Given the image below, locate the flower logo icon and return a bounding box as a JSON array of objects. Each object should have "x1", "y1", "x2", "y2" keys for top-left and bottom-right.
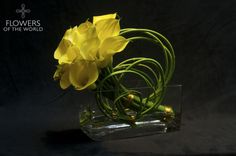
[{"x1": 16, "y1": 3, "x2": 31, "y2": 19}]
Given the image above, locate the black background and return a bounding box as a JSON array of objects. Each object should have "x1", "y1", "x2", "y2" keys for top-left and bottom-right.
[{"x1": 1, "y1": 0, "x2": 236, "y2": 155}]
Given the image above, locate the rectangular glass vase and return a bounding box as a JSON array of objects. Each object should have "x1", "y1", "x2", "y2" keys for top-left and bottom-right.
[{"x1": 79, "y1": 85, "x2": 182, "y2": 141}]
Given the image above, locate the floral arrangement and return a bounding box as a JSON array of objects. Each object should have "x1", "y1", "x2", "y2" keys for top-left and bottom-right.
[{"x1": 53, "y1": 13, "x2": 175, "y2": 126}]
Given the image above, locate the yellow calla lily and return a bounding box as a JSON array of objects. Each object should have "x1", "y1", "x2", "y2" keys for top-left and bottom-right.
[
  {"x1": 100, "y1": 36, "x2": 129, "y2": 55},
  {"x1": 95, "y1": 18, "x2": 120, "y2": 41},
  {"x1": 69, "y1": 60, "x2": 98, "y2": 90},
  {"x1": 53, "y1": 64, "x2": 71, "y2": 89},
  {"x1": 93, "y1": 13, "x2": 117, "y2": 24},
  {"x1": 76, "y1": 21, "x2": 98, "y2": 46},
  {"x1": 54, "y1": 22, "x2": 98, "y2": 64},
  {"x1": 58, "y1": 46, "x2": 77, "y2": 64},
  {"x1": 54, "y1": 38, "x2": 72, "y2": 60},
  {"x1": 53, "y1": 13, "x2": 129, "y2": 90},
  {"x1": 79, "y1": 37, "x2": 100, "y2": 61},
  {"x1": 98, "y1": 36, "x2": 129, "y2": 67},
  {"x1": 60, "y1": 69, "x2": 71, "y2": 89}
]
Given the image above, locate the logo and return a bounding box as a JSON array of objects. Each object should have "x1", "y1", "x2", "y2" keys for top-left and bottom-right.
[
  {"x1": 16, "y1": 3, "x2": 31, "y2": 19},
  {"x1": 3, "y1": 3, "x2": 43, "y2": 32}
]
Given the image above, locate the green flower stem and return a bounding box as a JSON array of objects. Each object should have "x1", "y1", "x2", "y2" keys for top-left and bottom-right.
[
  {"x1": 94, "y1": 28, "x2": 175, "y2": 125},
  {"x1": 120, "y1": 28, "x2": 175, "y2": 85},
  {"x1": 125, "y1": 94, "x2": 174, "y2": 115}
]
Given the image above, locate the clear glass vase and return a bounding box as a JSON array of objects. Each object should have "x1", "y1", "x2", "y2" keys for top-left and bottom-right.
[{"x1": 79, "y1": 85, "x2": 182, "y2": 141}]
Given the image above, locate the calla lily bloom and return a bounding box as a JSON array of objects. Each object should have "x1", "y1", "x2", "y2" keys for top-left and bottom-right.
[{"x1": 53, "y1": 13, "x2": 129, "y2": 90}]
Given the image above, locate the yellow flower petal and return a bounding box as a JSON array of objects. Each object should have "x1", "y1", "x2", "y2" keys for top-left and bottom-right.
[
  {"x1": 93, "y1": 13, "x2": 117, "y2": 24},
  {"x1": 54, "y1": 38, "x2": 72, "y2": 60},
  {"x1": 63, "y1": 22, "x2": 97, "y2": 48},
  {"x1": 100, "y1": 36, "x2": 129, "y2": 56},
  {"x1": 64, "y1": 26, "x2": 85, "y2": 46},
  {"x1": 53, "y1": 64, "x2": 71, "y2": 89},
  {"x1": 54, "y1": 21, "x2": 99, "y2": 63},
  {"x1": 58, "y1": 45, "x2": 77, "y2": 64},
  {"x1": 60, "y1": 69, "x2": 71, "y2": 89},
  {"x1": 53, "y1": 66, "x2": 62, "y2": 80},
  {"x1": 95, "y1": 19, "x2": 120, "y2": 41},
  {"x1": 77, "y1": 20, "x2": 93, "y2": 33},
  {"x1": 63, "y1": 27, "x2": 77, "y2": 44},
  {"x1": 79, "y1": 37, "x2": 100, "y2": 61},
  {"x1": 97, "y1": 36, "x2": 129, "y2": 68},
  {"x1": 76, "y1": 21, "x2": 98, "y2": 46},
  {"x1": 69, "y1": 60, "x2": 98, "y2": 90}
]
